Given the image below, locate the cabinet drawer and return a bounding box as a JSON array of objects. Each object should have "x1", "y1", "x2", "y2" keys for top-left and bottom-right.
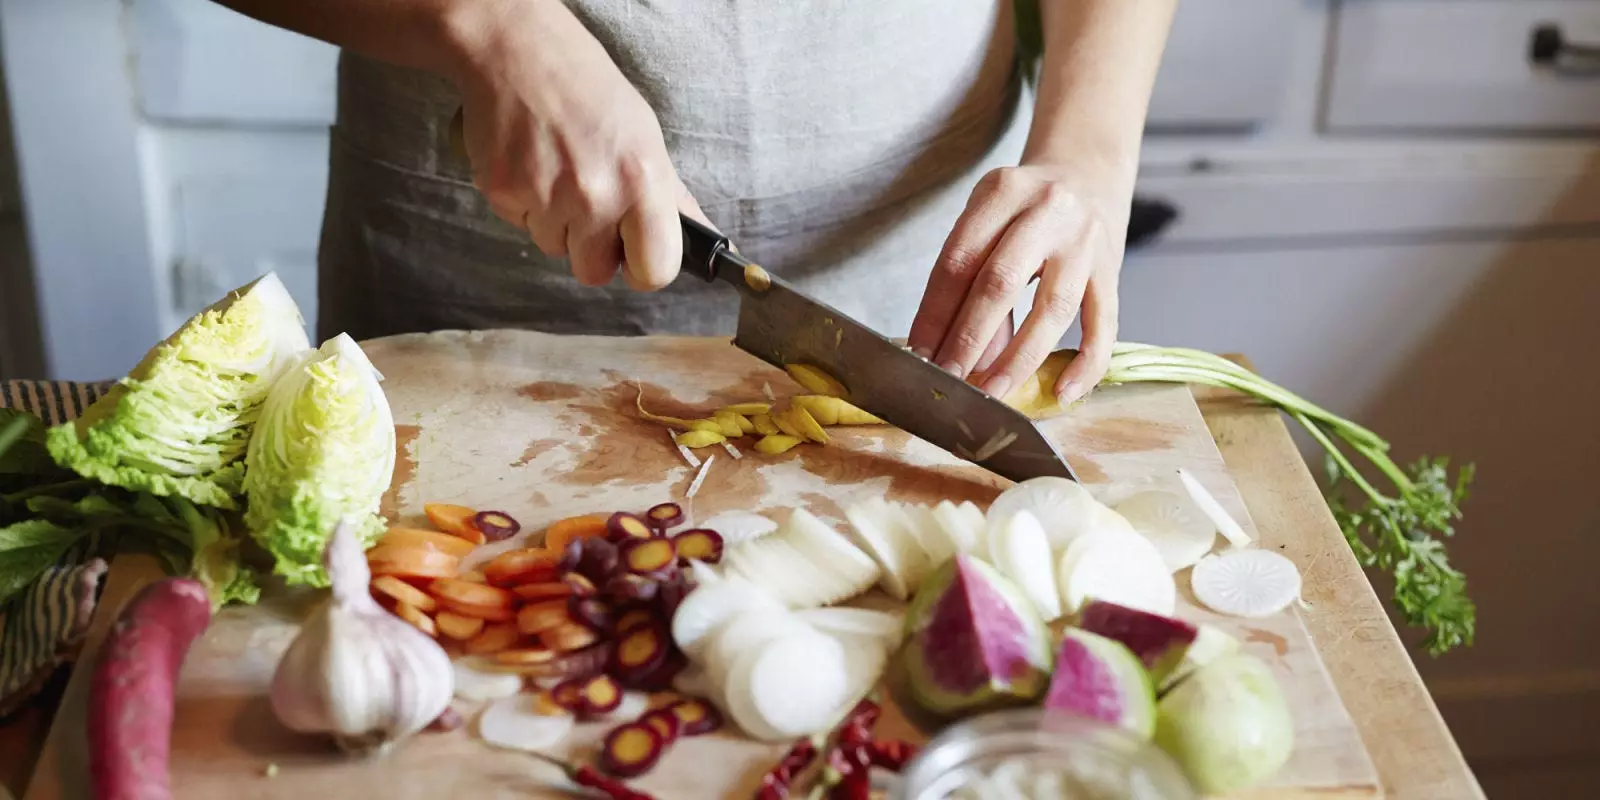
[
  {"x1": 134, "y1": 0, "x2": 336, "y2": 126},
  {"x1": 1145, "y1": 0, "x2": 1298, "y2": 130},
  {"x1": 1326, "y1": 1, "x2": 1600, "y2": 133}
]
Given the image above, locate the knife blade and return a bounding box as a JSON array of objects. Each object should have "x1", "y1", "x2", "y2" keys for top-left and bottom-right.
[{"x1": 679, "y1": 217, "x2": 1078, "y2": 484}]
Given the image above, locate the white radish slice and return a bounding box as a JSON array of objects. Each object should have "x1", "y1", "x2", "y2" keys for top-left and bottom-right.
[
  {"x1": 761, "y1": 536, "x2": 828, "y2": 608},
  {"x1": 672, "y1": 577, "x2": 779, "y2": 658},
  {"x1": 704, "y1": 606, "x2": 814, "y2": 686},
  {"x1": 722, "y1": 648, "x2": 786, "y2": 742},
  {"x1": 1113, "y1": 490, "x2": 1218, "y2": 572},
  {"x1": 832, "y1": 633, "x2": 889, "y2": 711},
  {"x1": 732, "y1": 630, "x2": 850, "y2": 740},
  {"x1": 608, "y1": 691, "x2": 652, "y2": 721},
  {"x1": 885, "y1": 502, "x2": 938, "y2": 587},
  {"x1": 1176, "y1": 468, "x2": 1252, "y2": 548},
  {"x1": 844, "y1": 500, "x2": 912, "y2": 600},
  {"x1": 686, "y1": 558, "x2": 724, "y2": 586},
  {"x1": 894, "y1": 502, "x2": 955, "y2": 566},
  {"x1": 987, "y1": 476, "x2": 1103, "y2": 552},
  {"x1": 797, "y1": 607, "x2": 905, "y2": 651},
  {"x1": 451, "y1": 658, "x2": 524, "y2": 701},
  {"x1": 702, "y1": 510, "x2": 779, "y2": 546},
  {"x1": 476, "y1": 694, "x2": 575, "y2": 752},
  {"x1": 1057, "y1": 530, "x2": 1176, "y2": 616},
  {"x1": 990, "y1": 510, "x2": 1063, "y2": 621},
  {"x1": 781, "y1": 508, "x2": 881, "y2": 603},
  {"x1": 1190, "y1": 549, "x2": 1302, "y2": 618},
  {"x1": 932, "y1": 500, "x2": 983, "y2": 555}
]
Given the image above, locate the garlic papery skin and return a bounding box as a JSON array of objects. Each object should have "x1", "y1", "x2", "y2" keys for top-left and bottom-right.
[{"x1": 269, "y1": 519, "x2": 454, "y2": 755}]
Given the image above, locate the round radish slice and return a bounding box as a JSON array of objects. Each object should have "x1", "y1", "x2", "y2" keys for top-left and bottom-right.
[
  {"x1": 672, "y1": 577, "x2": 778, "y2": 658},
  {"x1": 1113, "y1": 490, "x2": 1217, "y2": 572},
  {"x1": 893, "y1": 502, "x2": 953, "y2": 567},
  {"x1": 844, "y1": 500, "x2": 912, "y2": 600},
  {"x1": 874, "y1": 500, "x2": 932, "y2": 590},
  {"x1": 451, "y1": 658, "x2": 524, "y2": 702},
  {"x1": 990, "y1": 510, "x2": 1063, "y2": 621},
  {"x1": 732, "y1": 631, "x2": 850, "y2": 740},
  {"x1": 701, "y1": 510, "x2": 778, "y2": 546},
  {"x1": 1057, "y1": 530, "x2": 1176, "y2": 616},
  {"x1": 987, "y1": 477, "x2": 1103, "y2": 552},
  {"x1": 782, "y1": 508, "x2": 881, "y2": 601},
  {"x1": 1190, "y1": 549, "x2": 1302, "y2": 618},
  {"x1": 703, "y1": 606, "x2": 813, "y2": 686},
  {"x1": 1176, "y1": 468, "x2": 1252, "y2": 548},
  {"x1": 686, "y1": 558, "x2": 724, "y2": 586},
  {"x1": 931, "y1": 500, "x2": 983, "y2": 555},
  {"x1": 477, "y1": 694, "x2": 574, "y2": 752},
  {"x1": 796, "y1": 607, "x2": 904, "y2": 650}
]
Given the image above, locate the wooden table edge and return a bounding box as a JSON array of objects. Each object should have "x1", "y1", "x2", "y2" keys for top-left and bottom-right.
[
  {"x1": 1206, "y1": 355, "x2": 1482, "y2": 800},
  {"x1": 3, "y1": 351, "x2": 1485, "y2": 800}
]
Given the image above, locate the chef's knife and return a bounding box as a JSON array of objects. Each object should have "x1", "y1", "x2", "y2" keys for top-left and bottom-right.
[
  {"x1": 679, "y1": 218, "x2": 1077, "y2": 484},
  {"x1": 445, "y1": 108, "x2": 1076, "y2": 483}
]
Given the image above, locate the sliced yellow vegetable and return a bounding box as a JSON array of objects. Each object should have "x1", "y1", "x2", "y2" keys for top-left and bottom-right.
[
  {"x1": 754, "y1": 434, "x2": 803, "y2": 454},
  {"x1": 784, "y1": 363, "x2": 849, "y2": 399},
  {"x1": 751, "y1": 413, "x2": 781, "y2": 436},
  {"x1": 735, "y1": 414, "x2": 756, "y2": 435},
  {"x1": 791, "y1": 395, "x2": 884, "y2": 426},
  {"x1": 634, "y1": 386, "x2": 699, "y2": 428},
  {"x1": 992, "y1": 349, "x2": 1089, "y2": 420},
  {"x1": 687, "y1": 419, "x2": 724, "y2": 433},
  {"x1": 720, "y1": 402, "x2": 772, "y2": 416},
  {"x1": 675, "y1": 430, "x2": 727, "y2": 448},
  {"x1": 711, "y1": 410, "x2": 745, "y2": 438},
  {"x1": 777, "y1": 406, "x2": 829, "y2": 444}
]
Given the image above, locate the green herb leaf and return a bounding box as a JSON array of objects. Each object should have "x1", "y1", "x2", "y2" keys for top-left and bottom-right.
[
  {"x1": 0, "y1": 409, "x2": 64, "y2": 478},
  {"x1": 0, "y1": 519, "x2": 91, "y2": 606}
]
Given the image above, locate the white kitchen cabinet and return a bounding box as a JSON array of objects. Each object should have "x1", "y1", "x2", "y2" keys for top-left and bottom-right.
[
  {"x1": 1327, "y1": 0, "x2": 1600, "y2": 133},
  {"x1": 1145, "y1": 0, "x2": 1299, "y2": 130}
]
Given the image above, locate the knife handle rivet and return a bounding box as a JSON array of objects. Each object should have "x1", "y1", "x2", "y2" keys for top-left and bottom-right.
[{"x1": 743, "y1": 264, "x2": 773, "y2": 292}]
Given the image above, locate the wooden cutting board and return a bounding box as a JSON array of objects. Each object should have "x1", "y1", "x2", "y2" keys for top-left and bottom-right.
[{"x1": 26, "y1": 331, "x2": 1380, "y2": 799}]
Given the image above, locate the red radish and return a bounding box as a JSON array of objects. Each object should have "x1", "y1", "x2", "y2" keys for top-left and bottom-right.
[
  {"x1": 604, "y1": 573, "x2": 659, "y2": 603},
  {"x1": 568, "y1": 596, "x2": 614, "y2": 634},
  {"x1": 578, "y1": 674, "x2": 624, "y2": 717},
  {"x1": 563, "y1": 572, "x2": 599, "y2": 598},
  {"x1": 600, "y1": 722, "x2": 664, "y2": 777},
  {"x1": 89, "y1": 578, "x2": 212, "y2": 800},
  {"x1": 575, "y1": 538, "x2": 620, "y2": 583}
]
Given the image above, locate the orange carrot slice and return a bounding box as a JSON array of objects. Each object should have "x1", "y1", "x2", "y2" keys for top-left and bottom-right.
[
  {"x1": 394, "y1": 602, "x2": 437, "y2": 637},
  {"x1": 367, "y1": 545, "x2": 460, "y2": 580},
  {"x1": 371, "y1": 575, "x2": 438, "y2": 613},
  {"x1": 543, "y1": 514, "x2": 610, "y2": 553},
  {"x1": 436, "y1": 611, "x2": 486, "y2": 640},
  {"x1": 464, "y1": 623, "x2": 521, "y2": 655},
  {"x1": 484, "y1": 548, "x2": 561, "y2": 587},
  {"x1": 380, "y1": 526, "x2": 477, "y2": 559},
  {"x1": 425, "y1": 503, "x2": 487, "y2": 544}
]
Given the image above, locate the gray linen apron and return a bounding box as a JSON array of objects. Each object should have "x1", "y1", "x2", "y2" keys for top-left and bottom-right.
[{"x1": 316, "y1": 0, "x2": 1033, "y2": 343}]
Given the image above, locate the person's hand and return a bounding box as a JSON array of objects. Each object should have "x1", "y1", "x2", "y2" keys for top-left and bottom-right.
[
  {"x1": 447, "y1": 0, "x2": 709, "y2": 290},
  {"x1": 906, "y1": 160, "x2": 1131, "y2": 406}
]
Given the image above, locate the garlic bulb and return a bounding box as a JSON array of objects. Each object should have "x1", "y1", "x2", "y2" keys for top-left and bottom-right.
[{"x1": 269, "y1": 519, "x2": 454, "y2": 755}]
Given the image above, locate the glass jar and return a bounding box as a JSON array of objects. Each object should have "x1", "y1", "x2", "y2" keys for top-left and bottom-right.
[{"x1": 890, "y1": 709, "x2": 1197, "y2": 800}]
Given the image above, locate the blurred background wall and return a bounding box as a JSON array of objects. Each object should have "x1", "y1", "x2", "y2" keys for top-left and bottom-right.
[{"x1": 3, "y1": 1, "x2": 1599, "y2": 795}]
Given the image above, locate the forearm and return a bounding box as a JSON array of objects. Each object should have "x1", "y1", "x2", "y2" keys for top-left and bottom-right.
[
  {"x1": 1023, "y1": 0, "x2": 1177, "y2": 174},
  {"x1": 207, "y1": 0, "x2": 533, "y2": 80}
]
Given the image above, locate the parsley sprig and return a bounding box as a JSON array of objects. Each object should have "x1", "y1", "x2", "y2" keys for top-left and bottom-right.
[{"x1": 1102, "y1": 343, "x2": 1476, "y2": 655}]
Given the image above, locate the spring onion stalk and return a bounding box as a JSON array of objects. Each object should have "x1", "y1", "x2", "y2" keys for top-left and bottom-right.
[{"x1": 1099, "y1": 343, "x2": 1475, "y2": 655}]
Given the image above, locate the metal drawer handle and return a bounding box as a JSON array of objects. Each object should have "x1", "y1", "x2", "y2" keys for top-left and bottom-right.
[{"x1": 1530, "y1": 23, "x2": 1600, "y2": 72}]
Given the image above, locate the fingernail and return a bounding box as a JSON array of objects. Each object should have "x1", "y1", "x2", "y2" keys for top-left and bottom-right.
[
  {"x1": 938, "y1": 361, "x2": 965, "y2": 379},
  {"x1": 911, "y1": 346, "x2": 933, "y2": 360},
  {"x1": 1057, "y1": 381, "x2": 1084, "y2": 404},
  {"x1": 984, "y1": 376, "x2": 1012, "y2": 399}
]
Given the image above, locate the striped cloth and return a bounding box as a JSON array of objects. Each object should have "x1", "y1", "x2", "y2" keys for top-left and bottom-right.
[{"x1": 0, "y1": 380, "x2": 115, "y2": 716}]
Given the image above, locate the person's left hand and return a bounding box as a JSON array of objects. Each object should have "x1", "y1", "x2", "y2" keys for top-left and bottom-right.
[{"x1": 906, "y1": 160, "x2": 1132, "y2": 407}]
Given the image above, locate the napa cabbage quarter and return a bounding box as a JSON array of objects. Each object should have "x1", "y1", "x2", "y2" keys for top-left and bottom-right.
[
  {"x1": 245, "y1": 333, "x2": 395, "y2": 586},
  {"x1": 47, "y1": 273, "x2": 310, "y2": 509}
]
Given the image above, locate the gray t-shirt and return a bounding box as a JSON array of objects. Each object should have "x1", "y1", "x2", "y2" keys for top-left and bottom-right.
[{"x1": 316, "y1": 0, "x2": 1031, "y2": 343}]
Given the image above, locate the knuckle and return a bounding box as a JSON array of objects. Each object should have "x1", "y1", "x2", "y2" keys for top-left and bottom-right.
[
  {"x1": 1035, "y1": 290, "x2": 1081, "y2": 325},
  {"x1": 937, "y1": 246, "x2": 988, "y2": 280},
  {"x1": 975, "y1": 264, "x2": 1027, "y2": 302},
  {"x1": 990, "y1": 166, "x2": 1027, "y2": 194},
  {"x1": 950, "y1": 325, "x2": 990, "y2": 356},
  {"x1": 1038, "y1": 181, "x2": 1078, "y2": 211}
]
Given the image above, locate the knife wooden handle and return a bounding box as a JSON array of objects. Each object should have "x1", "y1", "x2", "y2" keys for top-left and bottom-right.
[{"x1": 446, "y1": 106, "x2": 728, "y2": 284}]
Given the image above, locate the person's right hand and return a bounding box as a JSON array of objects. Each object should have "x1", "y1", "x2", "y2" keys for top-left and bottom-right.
[{"x1": 446, "y1": 0, "x2": 709, "y2": 290}]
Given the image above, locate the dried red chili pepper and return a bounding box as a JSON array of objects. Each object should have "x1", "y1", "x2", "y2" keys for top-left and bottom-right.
[
  {"x1": 525, "y1": 751, "x2": 658, "y2": 800},
  {"x1": 868, "y1": 739, "x2": 919, "y2": 772},
  {"x1": 757, "y1": 737, "x2": 819, "y2": 798}
]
